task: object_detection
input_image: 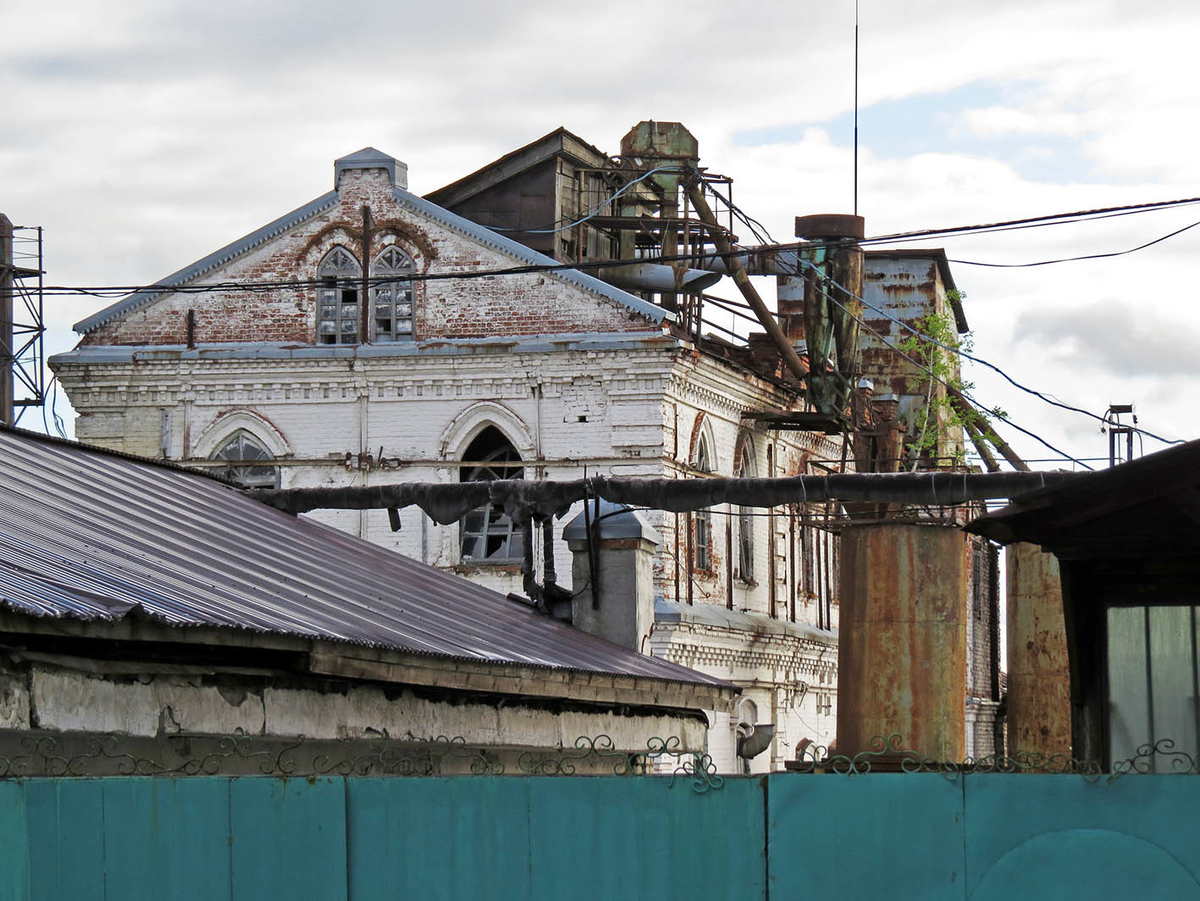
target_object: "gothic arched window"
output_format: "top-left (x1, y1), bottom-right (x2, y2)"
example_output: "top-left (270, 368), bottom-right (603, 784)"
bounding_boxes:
top-left (735, 437), bottom-right (756, 582)
top-left (693, 432), bottom-right (714, 571)
top-left (317, 247), bottom-right (362, 345)
top-left (460, 426), bottom-right (524, 563)
top-left (372, 245), bottom-right (415, 342)
top-left (210, 430), bottom-right (278, 489)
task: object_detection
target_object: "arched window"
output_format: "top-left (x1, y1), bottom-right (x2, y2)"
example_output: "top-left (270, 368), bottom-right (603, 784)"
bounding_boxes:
top-left (693, 432), bottom-right (714, 571)
top-left (460, 426), bottom-right (524, 562)
top-left (735, 437), bottom-right (756, 582)
top-left (210, 430), bottom-right (278, 489)
top-left (372, 245), bottom-right (415, 342)
top-left (317, 247), bottom-right (362, 345)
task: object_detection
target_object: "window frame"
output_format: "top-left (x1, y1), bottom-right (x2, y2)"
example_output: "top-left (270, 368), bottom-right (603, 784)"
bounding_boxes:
top-left (371, 245), bottom-right (415, 342)
top-left (459, 426), bottom-right (525, 565)
top-left (735, 437), bottom-right (756, 583)
top-left (692, 432), bottom-right (714, 572)
top-left (209, 429), bottom-right (279, 489)
top-left (316, 246), bottom-right (363, 345)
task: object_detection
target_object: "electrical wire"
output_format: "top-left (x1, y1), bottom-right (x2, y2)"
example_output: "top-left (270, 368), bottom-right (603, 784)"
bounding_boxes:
top-left (948, 218), bottom-right (1200, 268)
top-left (854, 196), bottom-right (1200, 247)
top-left (807, 279), bottom-right (1095, 470)
top-left (804, 263), bottom-right (1185, 447)
top-left (41, 194), bottom-right (1200, 300)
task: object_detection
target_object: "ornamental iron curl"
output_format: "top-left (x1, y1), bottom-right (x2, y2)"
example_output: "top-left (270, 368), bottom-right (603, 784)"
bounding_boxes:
top-left (1109, 739), bottom-right (1200, 782)
top-left (788, 733), bottom-right (1109, 781)
top-left (0, 730), bottom-right (715, 789)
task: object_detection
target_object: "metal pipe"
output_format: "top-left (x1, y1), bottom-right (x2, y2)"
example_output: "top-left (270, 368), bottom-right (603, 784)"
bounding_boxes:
top-left (684, 181), bottom-right (810, 386)
top-left (598, 263), bottom-right (722, 294)
top-left (248, 469), bottom-right (1080, 518)
top-left (948, 388), bottom-right (1031, 472)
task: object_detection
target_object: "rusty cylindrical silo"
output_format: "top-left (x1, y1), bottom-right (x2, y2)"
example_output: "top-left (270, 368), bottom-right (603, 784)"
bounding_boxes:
top-left (1005, 542), bottom-right (1071, 757)
top-left (838, 522), bottom-right (968, 762)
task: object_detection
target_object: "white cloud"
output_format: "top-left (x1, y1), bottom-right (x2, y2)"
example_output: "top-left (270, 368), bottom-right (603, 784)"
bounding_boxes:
top-left (3, 0), bottom-right (1198, 458)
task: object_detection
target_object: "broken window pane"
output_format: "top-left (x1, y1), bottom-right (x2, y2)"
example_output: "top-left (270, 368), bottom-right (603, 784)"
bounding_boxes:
top-left (460, 426), bottom-right (524, 563)
top-left (211, 430), bottom-right (278, 489)
top-left (316, 247), bottom-right (361, 344)
top-left (372, 245), bottom-right (415, 342)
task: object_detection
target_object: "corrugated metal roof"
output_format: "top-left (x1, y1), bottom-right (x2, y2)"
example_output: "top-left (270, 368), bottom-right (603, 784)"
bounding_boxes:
top-left (0, 427), bottom-right (728, 688)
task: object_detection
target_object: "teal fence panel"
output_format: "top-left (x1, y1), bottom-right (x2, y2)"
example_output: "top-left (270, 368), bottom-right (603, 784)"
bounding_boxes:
top-left (767, 774), bottom-right (965, 901)
top-left (230, 777), bottom-right (347, 901)
top-left (524, 776), bottom-right (764, 900)
top-left (5, 772), bottom-right (1200, 900)
top-left (23, 779), bottom-right (106, 901)
top-left (345, 776), bottom-right (764, 901)
top-left (964, 774), bottom-right (1200, 900)
top-left (0, 781), bottom-right (30, 901)
top-left (347, 777), bottom-right (534, 899)
top-left (100, 779), bottom-right (232, 901)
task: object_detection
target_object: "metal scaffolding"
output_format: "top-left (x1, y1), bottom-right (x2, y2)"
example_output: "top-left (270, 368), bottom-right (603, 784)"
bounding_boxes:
top-left (0, 216), bottom-right (45, 426)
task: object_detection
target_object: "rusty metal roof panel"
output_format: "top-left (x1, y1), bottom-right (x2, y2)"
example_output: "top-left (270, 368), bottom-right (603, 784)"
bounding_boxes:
top-left (0, 427), bottom-right (729, 688)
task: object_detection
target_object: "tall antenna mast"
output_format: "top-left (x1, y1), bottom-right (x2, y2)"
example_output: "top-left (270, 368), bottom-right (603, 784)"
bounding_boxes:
top-left (854, 0), bottom-right (860, 216)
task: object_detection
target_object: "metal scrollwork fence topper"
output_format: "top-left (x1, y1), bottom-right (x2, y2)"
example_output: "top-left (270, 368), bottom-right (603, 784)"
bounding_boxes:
top-left (789, 733), bottom-right (1114, 781)
top-left (0, 730), bottom-right (722, 790)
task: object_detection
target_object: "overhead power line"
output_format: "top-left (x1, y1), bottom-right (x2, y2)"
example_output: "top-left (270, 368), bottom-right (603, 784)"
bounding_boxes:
top-left (38, 194), bottom-right (1200, 300)
top-left (805, 266), bottom-right (1184, 447)
top-left (948, 218), bottom-right (1200, 268)
top-left (796, 279), bottom-right (1095, 470)
top-left (855, 196), bottom-right (1200, 246)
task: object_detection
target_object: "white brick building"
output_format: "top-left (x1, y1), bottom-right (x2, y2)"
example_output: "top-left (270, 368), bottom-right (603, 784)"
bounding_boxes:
top-left (53, 148), bottom-right (845, 772)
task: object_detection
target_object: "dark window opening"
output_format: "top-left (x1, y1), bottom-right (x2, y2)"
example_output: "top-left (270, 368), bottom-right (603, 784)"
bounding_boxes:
top-left (460, 426), bottom-right (524, 563)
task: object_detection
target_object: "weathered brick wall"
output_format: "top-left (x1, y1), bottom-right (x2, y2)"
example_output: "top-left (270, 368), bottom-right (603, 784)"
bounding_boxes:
top-left (82, 166), bottom-right (657, 348)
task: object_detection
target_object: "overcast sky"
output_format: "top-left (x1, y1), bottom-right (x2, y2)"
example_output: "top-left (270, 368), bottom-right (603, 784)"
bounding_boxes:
top-left (3, 0), bottom-right (1197, 469)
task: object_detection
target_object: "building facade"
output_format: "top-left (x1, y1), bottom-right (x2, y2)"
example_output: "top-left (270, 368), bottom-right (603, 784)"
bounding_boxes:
top-left (53, 148), bottom-right (847, 772)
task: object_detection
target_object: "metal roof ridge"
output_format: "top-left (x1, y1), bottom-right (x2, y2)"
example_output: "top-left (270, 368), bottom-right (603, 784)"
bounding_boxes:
top-left (73, 190), bottom-right (341, 334)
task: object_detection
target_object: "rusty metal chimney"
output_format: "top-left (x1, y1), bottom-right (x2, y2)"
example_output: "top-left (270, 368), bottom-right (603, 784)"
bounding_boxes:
top-left (619, 122), bottom-right (700, 312)
top-left (837, 521), bottom-right (968, 762)
top-left (780, 213), bottom-right (865, 421)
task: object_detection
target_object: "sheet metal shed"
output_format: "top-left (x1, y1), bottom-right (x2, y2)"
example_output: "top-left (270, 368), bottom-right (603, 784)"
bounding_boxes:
top-left (967, 439), bottom-right (1200, 764)
top-left (0, 426), bottom-right (732, 712)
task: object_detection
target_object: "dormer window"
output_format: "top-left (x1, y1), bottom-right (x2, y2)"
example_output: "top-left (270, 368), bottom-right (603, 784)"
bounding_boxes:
top-left (372, 245), bottom-right (415, 341)
top-left (317, 247), bottom-right (362, 345)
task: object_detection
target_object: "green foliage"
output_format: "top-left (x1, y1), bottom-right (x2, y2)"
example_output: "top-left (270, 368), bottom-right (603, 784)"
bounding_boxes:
top-left (893, 290), bottom-right (995, 467)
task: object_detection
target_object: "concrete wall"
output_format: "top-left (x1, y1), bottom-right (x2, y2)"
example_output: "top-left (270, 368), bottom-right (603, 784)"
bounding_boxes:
top-left (1, 658), bottom-right (705, 753)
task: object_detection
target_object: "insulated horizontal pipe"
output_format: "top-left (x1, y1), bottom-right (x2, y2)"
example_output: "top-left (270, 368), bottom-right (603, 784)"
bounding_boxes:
top-left (681, 248), bottom-right (800, 277)
top-left (597, 263), bottom-right (722, 294)
top-left (247, 470), bottom-right (1079, 524)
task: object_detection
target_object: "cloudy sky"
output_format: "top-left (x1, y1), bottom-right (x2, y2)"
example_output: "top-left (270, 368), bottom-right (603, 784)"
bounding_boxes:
top-left (3, 0), bottom-right (1197, 469)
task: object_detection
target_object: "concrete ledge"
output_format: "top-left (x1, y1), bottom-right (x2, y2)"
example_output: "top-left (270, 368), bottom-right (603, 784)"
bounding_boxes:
top-left (654, 599), bottom-right (836, 644)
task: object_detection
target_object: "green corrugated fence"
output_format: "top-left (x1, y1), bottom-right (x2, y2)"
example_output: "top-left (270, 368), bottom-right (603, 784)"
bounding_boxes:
top-left (3, 774), bottom-right (1200, 900)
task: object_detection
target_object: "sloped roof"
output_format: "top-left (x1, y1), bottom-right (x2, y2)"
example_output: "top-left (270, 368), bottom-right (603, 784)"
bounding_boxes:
top-left (966, 439), bottom-right (1200, 558)
top-left (74, 149), bottom-right (664, 334)
top-left (0, 426), bottom-right (724, 688)
top-left (423, 127), bottom-right (612, 209)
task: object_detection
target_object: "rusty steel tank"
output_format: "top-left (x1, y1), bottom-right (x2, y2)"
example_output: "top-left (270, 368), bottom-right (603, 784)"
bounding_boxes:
top-left (838, 522), bottom-right (968, 762)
